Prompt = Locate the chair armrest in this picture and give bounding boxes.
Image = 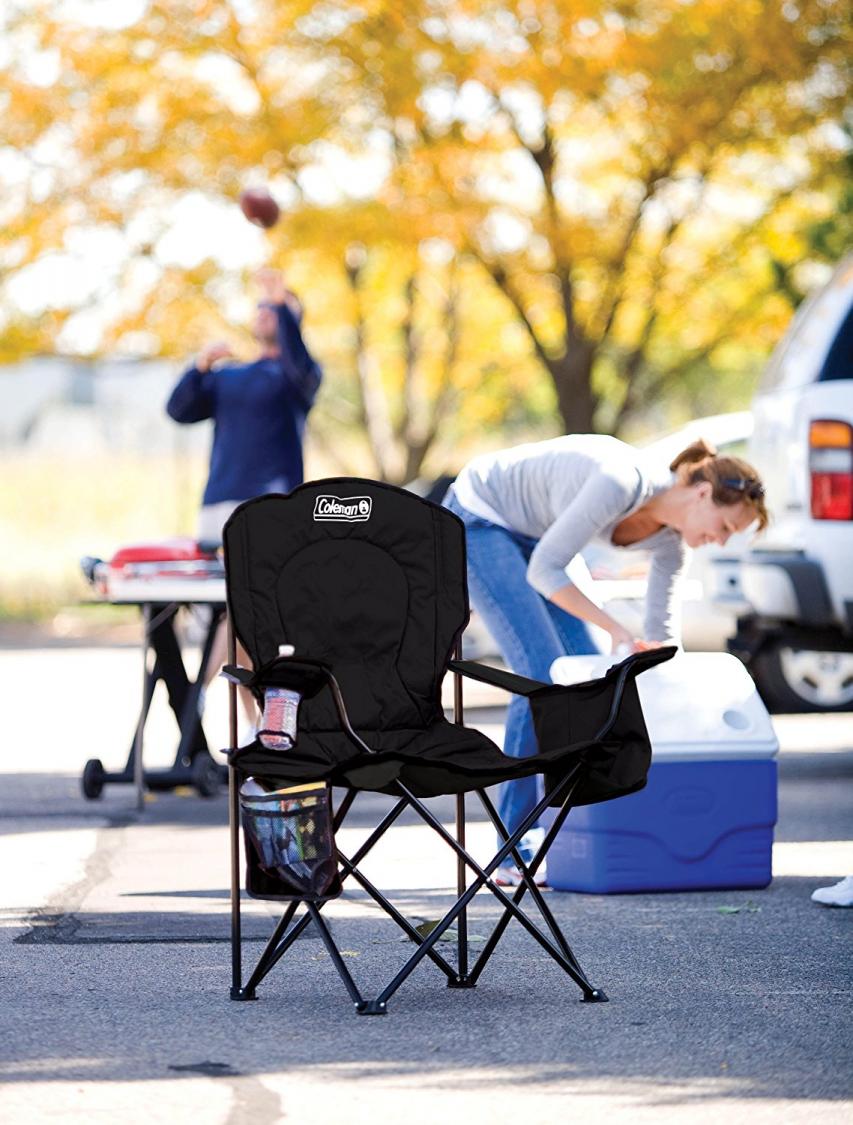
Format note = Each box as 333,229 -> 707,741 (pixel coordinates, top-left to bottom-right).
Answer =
449,646 -> 676,698
222,653 -> 375,756
220,655 -> 331,698
450,647 -> 678,741
221,664 -> 254,687
446,659 -> 546,697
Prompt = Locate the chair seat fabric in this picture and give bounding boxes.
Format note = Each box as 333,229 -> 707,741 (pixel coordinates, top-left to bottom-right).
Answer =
231,717 -> 612,799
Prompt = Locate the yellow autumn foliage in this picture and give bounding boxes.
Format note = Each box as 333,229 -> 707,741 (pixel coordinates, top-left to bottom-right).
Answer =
0,0 -> 848,473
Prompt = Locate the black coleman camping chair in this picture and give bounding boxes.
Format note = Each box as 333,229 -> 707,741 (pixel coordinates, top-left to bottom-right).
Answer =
221,479 -> 675,1015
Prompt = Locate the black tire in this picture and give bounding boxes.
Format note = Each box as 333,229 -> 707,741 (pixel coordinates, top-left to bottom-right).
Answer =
191,753 -> 222,798
751,641 -> 853,713
81,758 -> 106,800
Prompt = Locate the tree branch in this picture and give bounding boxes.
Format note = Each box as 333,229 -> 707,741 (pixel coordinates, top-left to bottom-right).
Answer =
592,163 -> 673,343
395,274 -> 418,445
466,244 -> 555,371
404,258 -> 461,480
345,256 -> 395,480
608,163 -> 716,428
482,89 -> 581,344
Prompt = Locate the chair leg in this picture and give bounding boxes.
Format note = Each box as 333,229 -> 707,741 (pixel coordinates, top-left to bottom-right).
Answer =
242,792 -> 406,992
228,758 -> 255,1000
365,776 -> 602,1009
469,786 -> 605,999
226,618 -> 254,1001
335,853 -> 459,982
241,901 -> 300,997
450,647 -> 473,987
306,904 -> 368,1012
451,791 -> 473,985
239,790 -> 362,996
409,785 -> 593,983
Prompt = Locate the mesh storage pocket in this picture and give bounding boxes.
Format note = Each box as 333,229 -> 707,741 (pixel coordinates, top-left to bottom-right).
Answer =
240,781 -> 340,900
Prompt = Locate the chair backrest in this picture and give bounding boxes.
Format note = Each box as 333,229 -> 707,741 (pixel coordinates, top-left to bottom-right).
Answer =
223,479 -> 469,736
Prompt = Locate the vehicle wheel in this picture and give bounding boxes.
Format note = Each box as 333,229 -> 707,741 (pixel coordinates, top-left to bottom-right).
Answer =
752,642 -> 853,712
191,753 -> 222,798
81,758 -> 106,800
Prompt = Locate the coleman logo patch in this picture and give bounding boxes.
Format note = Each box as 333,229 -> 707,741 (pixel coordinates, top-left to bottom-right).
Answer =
313,495 -> 372,522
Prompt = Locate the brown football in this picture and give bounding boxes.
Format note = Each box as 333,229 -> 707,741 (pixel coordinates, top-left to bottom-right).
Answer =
239,187 -> 280,229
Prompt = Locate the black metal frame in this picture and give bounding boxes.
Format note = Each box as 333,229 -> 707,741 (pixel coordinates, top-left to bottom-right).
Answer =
226,624 -> 615,1015
82,600 -> 228,805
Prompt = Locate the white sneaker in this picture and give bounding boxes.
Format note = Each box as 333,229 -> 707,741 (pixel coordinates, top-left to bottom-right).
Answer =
811,876 -> 853,907
494,865 -> 548,888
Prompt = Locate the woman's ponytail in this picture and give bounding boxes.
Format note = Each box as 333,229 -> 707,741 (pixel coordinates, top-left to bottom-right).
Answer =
669,439 -> 717,473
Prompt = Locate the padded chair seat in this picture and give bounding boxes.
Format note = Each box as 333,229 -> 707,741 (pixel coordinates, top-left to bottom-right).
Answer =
231,717 -> 608,799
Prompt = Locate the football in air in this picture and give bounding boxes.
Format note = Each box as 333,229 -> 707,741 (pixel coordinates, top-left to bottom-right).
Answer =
239,187 -> 280,229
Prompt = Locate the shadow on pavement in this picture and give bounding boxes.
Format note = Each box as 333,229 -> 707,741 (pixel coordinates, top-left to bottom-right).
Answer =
2,877 -> 851,1102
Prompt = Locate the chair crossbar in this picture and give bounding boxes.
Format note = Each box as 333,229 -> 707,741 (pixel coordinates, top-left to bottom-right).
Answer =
375,771 -> 598,1007
305,903 -> 366,1009
242,787 -> 385,992
243,901 -> 300,993
468,785 -> 584,986
334,852 -> 459,981
241,788 -> 460,996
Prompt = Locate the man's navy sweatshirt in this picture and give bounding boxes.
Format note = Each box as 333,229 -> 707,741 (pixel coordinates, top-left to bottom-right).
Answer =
166,304 -> 322,505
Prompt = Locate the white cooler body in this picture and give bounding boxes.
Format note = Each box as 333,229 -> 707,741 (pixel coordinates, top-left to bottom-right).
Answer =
544,652 -> 779,893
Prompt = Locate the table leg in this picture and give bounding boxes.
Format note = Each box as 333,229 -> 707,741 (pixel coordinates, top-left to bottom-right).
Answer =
134,605 -> 150,811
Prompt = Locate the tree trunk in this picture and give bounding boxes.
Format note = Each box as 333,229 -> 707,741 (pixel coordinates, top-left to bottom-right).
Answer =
546,340 -> 597,434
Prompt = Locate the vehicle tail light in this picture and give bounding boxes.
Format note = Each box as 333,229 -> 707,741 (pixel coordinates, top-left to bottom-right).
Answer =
810,420 -> 853,520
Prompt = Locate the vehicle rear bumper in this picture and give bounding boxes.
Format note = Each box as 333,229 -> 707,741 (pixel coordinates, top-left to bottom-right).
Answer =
739,552 -> 837,626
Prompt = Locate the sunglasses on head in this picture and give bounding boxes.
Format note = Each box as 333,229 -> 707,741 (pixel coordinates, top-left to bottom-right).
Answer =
721,477 -> 765,501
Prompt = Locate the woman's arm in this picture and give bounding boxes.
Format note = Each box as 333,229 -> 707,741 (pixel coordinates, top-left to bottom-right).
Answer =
526,467 -> 650,650
643,536 -> 688,643
548,582 -> 640,652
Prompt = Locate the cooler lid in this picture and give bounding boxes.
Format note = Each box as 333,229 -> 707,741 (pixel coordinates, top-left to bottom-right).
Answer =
550,651 -> 778,761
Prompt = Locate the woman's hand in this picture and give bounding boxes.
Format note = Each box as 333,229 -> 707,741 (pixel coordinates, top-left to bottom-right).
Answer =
607,623 -> 637,655
548,583 -> 665,656
607,626 -> 665,655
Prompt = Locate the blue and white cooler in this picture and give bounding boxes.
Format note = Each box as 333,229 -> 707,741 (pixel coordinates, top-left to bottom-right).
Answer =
545,651 -> 779,894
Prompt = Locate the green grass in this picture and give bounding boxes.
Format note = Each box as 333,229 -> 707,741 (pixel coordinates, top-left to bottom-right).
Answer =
0,452 -> 208,620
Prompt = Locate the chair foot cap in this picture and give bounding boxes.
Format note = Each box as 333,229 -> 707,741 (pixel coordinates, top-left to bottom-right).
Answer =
446,976 -> 477,989
581,988 -> 608,1003
230,988 -> 257,1002
357,999 -> 388,1015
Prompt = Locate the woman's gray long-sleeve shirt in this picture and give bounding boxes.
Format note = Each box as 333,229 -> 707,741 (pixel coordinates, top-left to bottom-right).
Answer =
450,434 -> 687,642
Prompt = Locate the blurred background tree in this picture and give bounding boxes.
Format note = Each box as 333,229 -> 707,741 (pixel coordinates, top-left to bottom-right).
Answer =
1,0 -> 849,469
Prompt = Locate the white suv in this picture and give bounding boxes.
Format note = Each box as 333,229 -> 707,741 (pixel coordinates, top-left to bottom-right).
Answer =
727,255 -> 853,711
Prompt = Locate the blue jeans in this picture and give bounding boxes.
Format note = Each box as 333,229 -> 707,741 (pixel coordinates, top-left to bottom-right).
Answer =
444,490 -> 599,863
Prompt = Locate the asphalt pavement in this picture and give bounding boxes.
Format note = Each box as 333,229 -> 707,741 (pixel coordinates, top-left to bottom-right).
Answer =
0,644 -> 851,1124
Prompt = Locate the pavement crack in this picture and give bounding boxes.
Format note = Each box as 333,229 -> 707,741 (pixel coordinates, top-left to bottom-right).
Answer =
14,812 -> 136,945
